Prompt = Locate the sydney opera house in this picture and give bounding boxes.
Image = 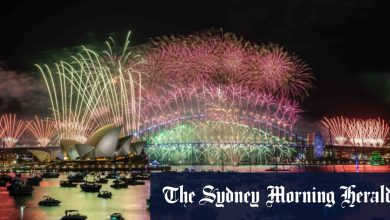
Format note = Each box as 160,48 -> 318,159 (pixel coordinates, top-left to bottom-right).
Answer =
25,124 -> 147,171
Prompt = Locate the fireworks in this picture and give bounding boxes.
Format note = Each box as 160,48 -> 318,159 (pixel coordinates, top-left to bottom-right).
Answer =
26,116 -> 56,146
140,85 -> 301,132
140,30 -> 314,99
32,30 -> 317,165
321,117 -> 348,145
36,31 -> 144,139
144,121 -> 295,165
322,117 -> 389,147
37,30 -> 307,138
0,114 -> 27,147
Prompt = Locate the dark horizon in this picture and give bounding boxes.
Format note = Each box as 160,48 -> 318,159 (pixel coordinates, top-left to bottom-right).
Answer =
0,0 -> 389,125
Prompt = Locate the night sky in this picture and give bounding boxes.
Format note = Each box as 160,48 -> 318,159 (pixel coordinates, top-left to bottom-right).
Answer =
0,0 -> 389,129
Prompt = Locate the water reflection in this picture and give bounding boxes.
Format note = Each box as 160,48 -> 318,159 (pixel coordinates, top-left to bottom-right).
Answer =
0,173 -> 150,220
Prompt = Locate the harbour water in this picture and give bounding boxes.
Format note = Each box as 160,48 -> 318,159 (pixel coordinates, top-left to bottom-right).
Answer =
0,174 -> 150,220
1,165 -> 389,220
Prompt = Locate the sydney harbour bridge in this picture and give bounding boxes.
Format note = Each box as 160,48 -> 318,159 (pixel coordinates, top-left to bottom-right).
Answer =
24,30 -> 315,166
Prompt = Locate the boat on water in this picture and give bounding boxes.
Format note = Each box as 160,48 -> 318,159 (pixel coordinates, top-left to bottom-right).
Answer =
60,210 -> 87,220
96,178 -> 108,184
39,196 -> 61,206
8,179 -> 33,196
132,175 -> 150,181
80,182 -> 102,192
106,172 -> 119,179
131,172 -> 150,181
183,167 -> 197,173
27,175 -> 42,186
110,180 -> 128,189
97,190 -> 112,199
67,172 -> 86,182
265,166 -> 290,172
60,180 -> 78,187
109,213 -> 125,220
127,178 -> 145,186
95,176 -> 108,184
42,171 -> 60,178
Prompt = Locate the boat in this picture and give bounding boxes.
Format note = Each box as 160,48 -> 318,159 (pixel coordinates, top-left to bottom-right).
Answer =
127,178 -> 145,186
60,210 -> 87,220
60,180 -> 78,187
106,172 -> 119,179
8,179 -> 33,196
67,172 -> 86,182
42,171 -> 60,178
80,182 -> 101,192
27,175 -> 42,186
97,190 -> 112,199
265,166 -> 290,172
38,196 -> 61,206
132,175 -> 150,181
95,176 -> 108,184
183,167 -> 197,173
110,180 -> 128,189
131,172 -> 150,181
109,213 -> 125,220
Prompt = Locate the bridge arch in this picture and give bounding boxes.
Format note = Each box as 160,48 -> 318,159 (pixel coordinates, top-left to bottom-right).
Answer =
137,114 -> 302,165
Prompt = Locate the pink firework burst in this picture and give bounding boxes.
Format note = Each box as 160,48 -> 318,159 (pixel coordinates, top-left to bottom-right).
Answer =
140,84 -> 301,132
247,47 -> 292,93
0,114 -> 27,147
27,116 -> 56,147
139,30 -> 314,100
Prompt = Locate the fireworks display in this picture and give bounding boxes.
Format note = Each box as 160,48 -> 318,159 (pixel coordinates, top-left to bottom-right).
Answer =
140,85 -> 300,164
0,114 -> 27,147
139,30 -> 314,99
26,116 -> 56,146
1,29 -> 389,165
145,121 -> 295,165
36,31 -> 144,141
135,31 -> 312,164
140,85 -> 300,132
322,117 -> 389,147
33,30 -> 316,165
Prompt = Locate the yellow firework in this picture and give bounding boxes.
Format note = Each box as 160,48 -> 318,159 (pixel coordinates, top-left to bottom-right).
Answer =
36,31 -> 144,140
